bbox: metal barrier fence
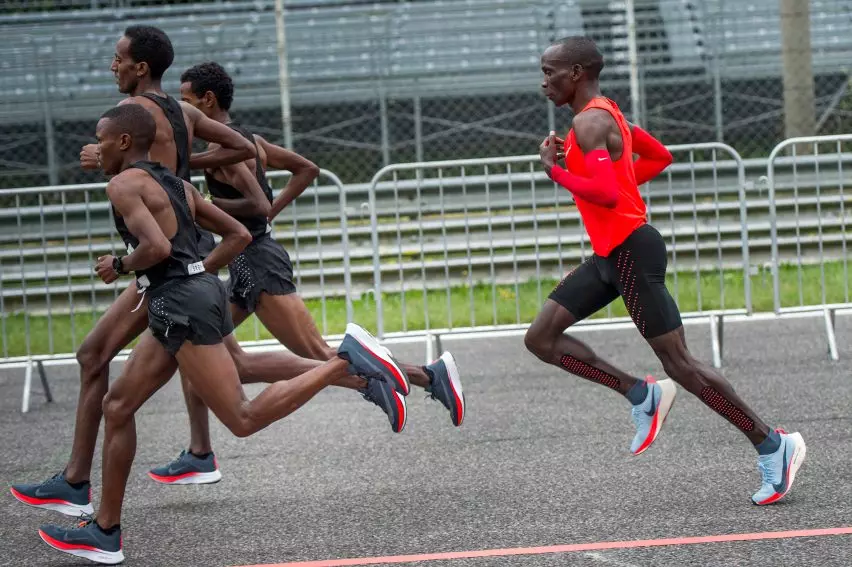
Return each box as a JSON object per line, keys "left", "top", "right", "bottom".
{"left": 5, "top": 137, "right": 852, "bottom": 408}
{"left": 767, "top": 134, "right": 852, "bottom": 361}
{"left": 0, "top": 169, "right": 354, "bottom": 370}
{"left": 367, "top": 143, "right": 750, "bottom": 367}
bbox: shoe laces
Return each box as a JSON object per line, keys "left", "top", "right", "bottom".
{"left": 630, "top": 404, "right": 649, "bottom": 425}
{"left": 757, "top": 455, "right": 779, "bottom": 485}
{"left": 75, "top": 513, "right": 95, "bottom": 529}
{"left": 360, "top": 385, "right": 381, "bottom": 407}
{"left": 169, "top": 449, "right": 189, "bottom": 464}
{"left": 44, "top": 473, "right": 66, "bottom": 487}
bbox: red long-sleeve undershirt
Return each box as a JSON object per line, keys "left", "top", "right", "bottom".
{"left": 548, "top": 127, "right": 673, "bottom": 208}
{"left": 631, "top": 125, "right": 673, "bottom": 184}
{"left": 549, "top": 150, "right": 619, "bottom": 209}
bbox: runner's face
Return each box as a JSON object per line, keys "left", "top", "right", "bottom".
{"left": 95, "top": 118, "right": 128, "bottom": 175}
{"left": 540, "top": 45, "right": 576, "bottom": 107}
{"left": 111, "top": 36, "right": 139, "bottom": 94}
{"left": 179, "top": 82, "right": 214, "bottom": 118}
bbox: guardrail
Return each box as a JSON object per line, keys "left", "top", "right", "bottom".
{"left": 365, "top": 143, "right": 750, "bottom": 368}
{"left": 4, "top": 139, "right": 850, "bottom": 414}
{"left": 767, "top": 134, "right": 852, "bottom": 361}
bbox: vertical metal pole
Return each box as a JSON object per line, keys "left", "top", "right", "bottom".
{"left": 37, "top": 39, "right": 59, "bottom": 186}
{"left": 713, "top": 53, "right": 724, "bottom": 142}
{"left": 625, "top": 0, "right": 642, "bottom": 124}
{"left": 379, "top": 88, "right": 391, "bottom": 166}
{"left": 274, "top": 0, "right": 294, "bottom": 149}
{"left": 413, "top": 93, "right": 423, "bottom": 163}
{"left": 368, "top": 175, "right": 385, "bottom": 337}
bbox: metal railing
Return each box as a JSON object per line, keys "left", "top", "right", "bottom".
{"left": 4, "top": 138, "right": 852, "bottom": 387}
{"left": 0, "top": 169, "right": 354, "bottom": 366}
{"left": 366, "top": 143, "right": 751, "bottom": 366}
{"left": 766, "top": 134, "right": 852, "bottom": 360}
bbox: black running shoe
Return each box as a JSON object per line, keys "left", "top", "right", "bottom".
{"left": 39, "top": 516, "right": 124, "bottom": 565}
{"left": 10, "top": 472, "right": 93, "bottom": 516}
{"left": 148, "top": 450, "right": 222, "bottom": 485}
{"left": 360, "top": 378, "right": 407, "bottom": 433}
{"left": 426, "top": 352, "right": 466, "bottom": 426}
{"left": 338, "top": 323, "right": 410, "bottom": 395}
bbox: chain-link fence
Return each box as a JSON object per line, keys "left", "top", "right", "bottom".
{"left": 1, "top": 0, "right": 850, "bottom": 189}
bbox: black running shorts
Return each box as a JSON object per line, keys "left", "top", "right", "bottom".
{"left": 548, "top": 223, "right": 682, "bottom": 338}
{"left": 148, "top": 272, "right": 235, "bottom": 355}
{"left": 227, "top": 233, "right": 297, "bottom": 314}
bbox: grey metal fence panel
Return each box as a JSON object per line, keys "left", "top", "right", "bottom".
{"left": 366, "top": 144, "right": 751, "bottom": 340}
{"left": 0, "top": 169, "right": 352, "bottom": 363}
{"left": 767, "top": 134, "right": 852, "bottom": 314}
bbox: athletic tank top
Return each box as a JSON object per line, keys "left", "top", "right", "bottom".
{"left": 564, "top": 97, "right": 647, "bottom": 257}
{"left": 112, "top": 161, "right": 204, "bottom": 291}
{"left": 140, "top": 92, "right": 216, "bottom": 257}
{"left": 204, "top": 123, "right": 273, "bottom": 240}
{"left": 139, "top": 93, "right": 191, "bottom": 181}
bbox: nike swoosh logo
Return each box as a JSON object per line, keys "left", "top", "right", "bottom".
{"left": 644, "top": 388, "right": 657, "bottom": 417}
{"left": 598, "top": 157, "right": 608, "bottom": 161}
{"left": 772, "top": 445, "right": 789, "bottom": 493}
{"left": 167, "top": 466, "right": 185, "bottom": 476}
{"left": 34, "top": 488, "right": 49, "bottom": 498}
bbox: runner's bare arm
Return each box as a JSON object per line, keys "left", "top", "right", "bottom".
{"left": 255, "top": 135, "right": 320, "bottom": 221}
{"left": 540, "top": 110, "right": 619, "bottom": 209}
{"left": 205, "top": 151, "right": 271, "bottom": 218}
{"left": 626, "top": 122, "right": 673, "bottom": 184}
{"left": 101, "top": 174, "right": 172, "bottom": 277}
{"left": 185, "top": 181, "right": 251, "bottom": 273}
{"left": 182, "top": 103, "right": 256, "bottom": 170}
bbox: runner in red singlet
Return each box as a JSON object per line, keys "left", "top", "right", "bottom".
{"left": 526, "top": 36, "right": 806, "bottom": 505}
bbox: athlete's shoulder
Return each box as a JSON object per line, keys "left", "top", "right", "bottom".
{"left": 573, "top": 107, "right": 615, "bottom": 129}
{"left": 572, "top": 108, "right": 616, "bottom": 144}
{"left": 105, "top": 168, "right": 149, "bottom": 200}
{"left": 118, "top": 95, "right": 149, "bottom": 107}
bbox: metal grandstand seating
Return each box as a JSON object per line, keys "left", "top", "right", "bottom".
{"left": 2, "top": 0, "right": 850, "bottom": 125}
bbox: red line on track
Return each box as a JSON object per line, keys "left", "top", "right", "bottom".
{"left": 236, "top": 526, "right": 852, "bottom": 567}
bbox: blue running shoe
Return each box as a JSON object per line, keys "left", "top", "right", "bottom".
{"left": 338, "top": 323, "right": 410, "bottom": 395}
{"left": 360, "top": 378, "right": 407, "bottom": 433}
{"left": 752, "top": 429, "right": 807, "bottom": 505}
{"left": 10, "top": 472, "right": 93, "bottom": 517}
{"left": 148, "top": 450, "right": 222, "bottom": 485}
{"left": 630, "top": 376, "right": 677, "bottom": 455}
{"left": 426, "top": 352, "right": 465, "bottom": 426}
{"left": 39, "top": 516, "right": 124, "bottom": 565}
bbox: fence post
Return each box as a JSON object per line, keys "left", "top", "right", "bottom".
{"left": 368, "top": 172, "right": 385, "bottom": 338}
{"left": 323, "top": 169, "right": 355, "bottom": 325}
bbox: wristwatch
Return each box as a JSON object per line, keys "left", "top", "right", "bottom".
{"left": 112, "top": 256, "right": 127, "bottom": 275}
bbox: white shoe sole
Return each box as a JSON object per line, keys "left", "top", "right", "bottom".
{"left": 633, "top": 378, "right": 677, "bottom": 456}
{"left": 39, "top": 529, "right": 125, "bottom": 565}
{"left": 440, "top": 351, "right": 465, "bottom": 426}
{"left": 783, "top": 432, "right": 807, "bottom": 498}
{"left": 10, "top": 487, "right": 94, "bottom": 517}
{"left": 392, "top": 389, "right": 408, "bottom": 433}
{"left": 345, "top": 323, "right": 410, "bottom": 395}
{"left": 148, "top": 469, "right": 222, "bottom": 485}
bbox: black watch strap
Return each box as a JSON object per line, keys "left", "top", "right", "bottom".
{"left": 113, "top": 256, "right": 126, "bottom": 275}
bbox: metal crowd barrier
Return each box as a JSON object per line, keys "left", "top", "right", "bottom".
{"left": 6, "top": 138, "right": 852, "bottom": 413}
{"left": 767, "top": 134, "right": 852, "bottom": 361}
{"left": 0, "top": 169, "right": 354, "bottom": 411}
{"left": 367, "top": 143, "right": 751, "bottom": 368}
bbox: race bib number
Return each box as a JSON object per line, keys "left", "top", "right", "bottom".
{"left": 186, "top": 261, "right": 205, "bottom": 275}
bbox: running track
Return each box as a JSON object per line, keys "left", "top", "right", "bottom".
{"left": 1, "top": 317, "right": 850, "bottom": 567}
